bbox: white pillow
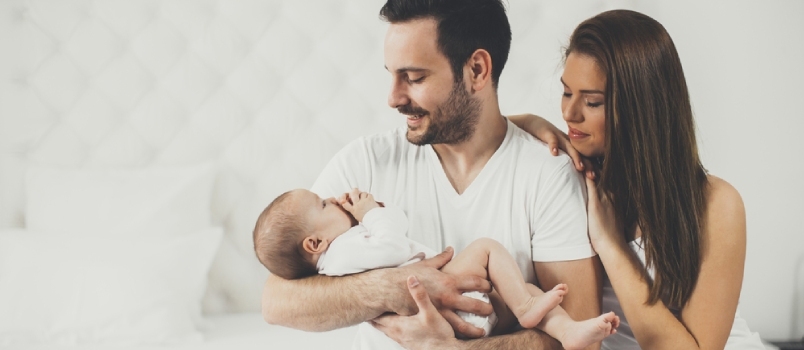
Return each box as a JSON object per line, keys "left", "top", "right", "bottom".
{"left": 0, "top": 228, "right": 222, "bottom": 346}
{"left": 25, "top": 163, "right": 215, "bottom": 236}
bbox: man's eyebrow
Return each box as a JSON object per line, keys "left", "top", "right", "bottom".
{"left": 384, "top": 65, "right": 430, "bottom": 74}
{"left": 559, "top": 78, "right": 605, "bottom": 94}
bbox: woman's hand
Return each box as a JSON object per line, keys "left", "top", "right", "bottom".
{"left": 372, "top": 276, "right": 459, "bottom": 350}
{"left": 508, "top": 113, "right": 589, "bottom": 171}
{"left": 584, "top": 175, "right": 627, "bottom": 254}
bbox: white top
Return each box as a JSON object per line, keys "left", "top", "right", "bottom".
{"left": 601, "top": 237, "right": 766, "bottom": 350}
{"left": 311, "top": 120, "right": 594, "bottom": 349}
{"left": 316, "top": 206, "right": 437, "bottom": 276}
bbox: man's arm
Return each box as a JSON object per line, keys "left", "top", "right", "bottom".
{"left": 459, "top": 329, "right": 563, "bottom": 350}
{"left": 441, "top": 259, "right": 597, "bottom": 350}
{"left": 261, "top": 248, "right": 492, "bottom": 331}
{"left": 374, "top": 276, "right": 563, "bottom": 350}
{"left": 262, "top": 270, "right": 391, "bottom": 331}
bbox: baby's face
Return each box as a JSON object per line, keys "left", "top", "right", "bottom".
{"left": 294, "top": 189, "right": 356, "bottom": 243}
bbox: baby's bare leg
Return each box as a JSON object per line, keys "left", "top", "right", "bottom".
{"left": 529, "top": 284, "right": 620, "bottom": 350}
{"left": 441, "top": 238, "right": 566, "bottom": 329}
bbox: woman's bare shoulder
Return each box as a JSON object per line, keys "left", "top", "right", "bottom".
{"left": 703, "top": 175, "right": 746, "bottom": 246}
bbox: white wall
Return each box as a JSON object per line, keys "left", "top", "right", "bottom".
{"left": 1, "top": 0, "right": 801, "bottom": 341}
{"left": 654, "top": 1, "right": 804, "bottom": 340}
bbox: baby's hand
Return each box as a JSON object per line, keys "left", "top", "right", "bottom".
{"left": 340, "top": 188, "right": 379, "bottom": 222}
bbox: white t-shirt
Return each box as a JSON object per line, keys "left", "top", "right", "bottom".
{"left": 311, "top": 119, "right": 594, "bottom": 349}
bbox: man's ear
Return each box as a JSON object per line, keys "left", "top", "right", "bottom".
{"left": 302, "top": 236, "right": 329, "bottom": 254}
{"left": 466, "top": 49, "right": 493, "bottom": 92}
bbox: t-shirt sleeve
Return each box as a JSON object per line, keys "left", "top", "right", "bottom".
{"left": 529, "top": 160, "right": 595, "bottom": 262}
{"left": 310, "top": 138, "right": 372, "bottom": 199}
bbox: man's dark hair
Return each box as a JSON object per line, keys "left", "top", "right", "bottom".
{"left": 380, "top": 0, "right": 511, "bottom": 88}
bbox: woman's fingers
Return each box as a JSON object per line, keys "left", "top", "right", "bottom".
{"left": 559, "top": 137, "right": 585, "bottom": 171}
{"left": 537, "top": 129, "right": 560, "bottom": 156}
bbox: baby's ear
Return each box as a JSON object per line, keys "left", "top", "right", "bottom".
{"left": 302, "top": 236, "right": 328, "bottom": 254}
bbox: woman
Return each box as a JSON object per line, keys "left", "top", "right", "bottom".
{"left": 511, "top": 9, "right": 765, "bottom": 350}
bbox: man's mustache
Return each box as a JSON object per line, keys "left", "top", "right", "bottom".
{"left": 397, "top": 104, "right": 429, "bottom": 116}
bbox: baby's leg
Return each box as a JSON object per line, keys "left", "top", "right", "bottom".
{"left": 441, "top": 238, "right": 566, "bottom": 329}
{"left": 529, "top": 284, "right": 620, "bottom": 350}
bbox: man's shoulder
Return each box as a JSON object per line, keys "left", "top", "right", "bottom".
{"left": 505, "top": 124, "right": 576, "bottom": 176}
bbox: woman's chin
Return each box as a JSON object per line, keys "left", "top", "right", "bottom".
{"left": 570, "top": 141, "right": 602, "bottom": 158}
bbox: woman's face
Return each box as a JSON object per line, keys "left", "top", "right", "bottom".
{"left": 561, "top": 53, "right": 607, "bottom": 157}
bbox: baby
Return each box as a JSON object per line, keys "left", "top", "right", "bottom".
{"left": 253, "top": 188, "right": 619, "bottom": 349}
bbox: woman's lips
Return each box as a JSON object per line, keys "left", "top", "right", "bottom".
{"left": 568, "top": 127, "right": 590, "bottom": 140}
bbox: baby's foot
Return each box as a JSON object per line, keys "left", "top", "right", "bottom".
{"left": 517, "top": 283, "right": 568, "bottom": 329}
{"left": 560, "top": 311, "right": 620, "bottom": 350}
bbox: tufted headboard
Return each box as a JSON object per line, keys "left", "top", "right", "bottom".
{"left": 0, "top": 0, "right": 639, "bottom": 313}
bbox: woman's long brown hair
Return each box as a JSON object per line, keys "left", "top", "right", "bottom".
{"left": 566, "top": 10, "right": 709, "bottom": 308}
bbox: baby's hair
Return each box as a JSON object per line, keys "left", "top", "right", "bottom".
{"left": 253, "top": 190, "right": 318, "bottom": 280}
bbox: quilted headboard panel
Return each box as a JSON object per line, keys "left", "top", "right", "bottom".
{"left": 0, "top": 0, "right": 636, "bottom": 313}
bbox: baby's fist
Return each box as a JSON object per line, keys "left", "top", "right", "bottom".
{"left": 342, "top": 188, "right": 379, "bottom": 222}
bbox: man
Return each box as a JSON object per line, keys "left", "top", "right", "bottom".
{"left": 261, "top": 0, "right": 602, "bottom": 348}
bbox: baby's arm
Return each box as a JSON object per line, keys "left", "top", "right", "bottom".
{"left": 339, "top": 189, "right": 409, "bottom": 238}
{"left": 339, "top": 188, "right": 379, "bottom": 221}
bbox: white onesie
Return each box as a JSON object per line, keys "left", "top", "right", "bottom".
{"left": 316, "top": 206, "right": 497, "bottom": 349}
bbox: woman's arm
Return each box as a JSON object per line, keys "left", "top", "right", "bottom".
{"left": 586, "top": 175, "right": 745, "bottom": 349}
{"left": 508, "top": 114, "right": 585, "bottom": 171}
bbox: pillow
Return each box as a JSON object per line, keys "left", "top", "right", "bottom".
{"left": 25, "top": 163, "right": 215, "bottom": 236}
{"left": 0, "top": 227, "right": 222, "bottom": 346}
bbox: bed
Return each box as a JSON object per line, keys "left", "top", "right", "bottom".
{"left": 10, "top": 313, "right": 358, "bottom": 350}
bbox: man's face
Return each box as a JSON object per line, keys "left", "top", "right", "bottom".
{"left": 384, "top": 18, "right": 480, "bottom": 145}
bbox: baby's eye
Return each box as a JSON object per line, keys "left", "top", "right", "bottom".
{"left": 322, "top": 200, "right": 326, "bottom": 208}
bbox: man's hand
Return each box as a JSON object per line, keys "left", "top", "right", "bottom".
{"left": 393, "top": 247, "right": 494, "bottom": 339}
{"left": 339, "top": 188, "right": 380, "bottom": 222}
{"left": 372, "top": 276, "right": 459, "bottom": 350}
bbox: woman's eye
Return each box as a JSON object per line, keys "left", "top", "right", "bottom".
{"left": 562, "top": 92, "right": 571, "bottom": 98}
{"left": 586, "top": 101, "right": 603, "bottom": 108}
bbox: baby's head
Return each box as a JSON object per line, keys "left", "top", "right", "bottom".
{"left": 253, "top": 189, "right": 356, "bottom": 279}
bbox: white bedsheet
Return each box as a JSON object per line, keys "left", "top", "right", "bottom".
{"left": 7, "top": 313, "right": 358, "bottom": 350}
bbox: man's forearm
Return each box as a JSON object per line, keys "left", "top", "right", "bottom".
{"left": 262, "top": 269, "right": 396, "bottom": 331}
{"left": 457, "top": 329, "right": 563, "bottom": 350}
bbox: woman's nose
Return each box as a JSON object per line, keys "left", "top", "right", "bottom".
{"left": 562, "top": 98, "right": 582, "bottom": 123}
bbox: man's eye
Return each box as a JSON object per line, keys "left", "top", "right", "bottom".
{"left": 407, "top": 76, "right": 425, "bottom": 84}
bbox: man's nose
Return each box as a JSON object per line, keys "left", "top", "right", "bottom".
{"left": 387, "top": 79, "right": 410, "bottom": 108}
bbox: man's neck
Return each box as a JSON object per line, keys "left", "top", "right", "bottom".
{"left": 432, "top": 102, "right": 507, "bottom": 195}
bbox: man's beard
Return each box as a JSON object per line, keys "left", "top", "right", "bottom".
{"left": 399, "top": 78, "right": 481, "bottom": 146}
